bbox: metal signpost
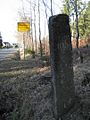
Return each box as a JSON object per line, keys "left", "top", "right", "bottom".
{"left": 18, "top": 22, "right": 30, "bottom": 60}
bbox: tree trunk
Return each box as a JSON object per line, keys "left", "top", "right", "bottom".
{"left": 51, "top": 0, "right": 53, "bottom": 15}
{"left": 33, "top": 6, "right": 37, "bottom": 54}
{"left": 38, "top": 0, "right": 43, "bottom": 57}
{"left": 75, "top": 0, "right": 79, "bottom": 48}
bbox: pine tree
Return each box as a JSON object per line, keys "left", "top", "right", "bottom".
{"left": 62, "top": 0, "right": 86, "bottom": 48}
{"left": 79, "top": 1, "right": 90, "bottom": 39}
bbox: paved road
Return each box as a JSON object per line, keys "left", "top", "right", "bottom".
{"left": 0, "top": 48, "right": 18, "bottom": 61}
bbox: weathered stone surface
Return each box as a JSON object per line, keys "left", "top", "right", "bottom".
{"left": 49, "top": 14, "right": 76, "bottom": 119}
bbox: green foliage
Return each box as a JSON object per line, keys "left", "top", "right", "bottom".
{"left": 62, "top": 0, "right": 84, "bottom": 15}
{"left": 0, "top": 45, "right": 2, "bottom": 49}
{"left": 25, "top": 48, "right": 35, "bottom": 58}
{"left": 62, "top": 0, "right": 72, "bottom": 16}
{"left": 79, "top": 1, "right": 90, "bottom": 38}
{"left": 63, "top": 0, "right": 70, "bottom": 14}
{"left": 62, "top": 0, "right": 90, "bottom": 40}
{"left": 25, "top": 48, "right": 35, "bottom": 55}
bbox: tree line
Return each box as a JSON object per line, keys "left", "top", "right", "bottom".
{"left": 63, "top": 0, "right": 90, "bottom": 48}
{"left": 17, "top": 0, "right": 90, "bottom": 58}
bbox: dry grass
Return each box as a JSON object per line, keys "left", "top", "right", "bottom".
{"left": 0, "top": 58, "right": 54, "bottom": 120}
{"left": 0, "top": 47, "right": 90, "bottom": 120}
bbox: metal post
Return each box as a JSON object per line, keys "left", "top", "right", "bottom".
{"left": 23, "top": 33, "right": 25, "bottom": 60}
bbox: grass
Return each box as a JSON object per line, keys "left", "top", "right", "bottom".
{"left": 0, "top": 58, "right": 52, "bottom": 120}
{"left": 0, "top": 48, "right": 90, "bottom": 120}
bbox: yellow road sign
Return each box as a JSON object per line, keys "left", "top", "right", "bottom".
{"left": 18, "top": 22, "right": 30, "bottom": 32}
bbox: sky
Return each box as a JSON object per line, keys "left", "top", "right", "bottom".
{"left": 0, "top": 0, "right": 63, "bottom": 44}
{"left": 0, "top": 0, "right": 21, "bottom": 44}
{"left": 0, "top": 0, "right": 88, "bottom": 44}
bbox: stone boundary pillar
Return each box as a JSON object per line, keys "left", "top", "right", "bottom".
{"left": 49, "top": 14, "right": 75, "bottom": 119}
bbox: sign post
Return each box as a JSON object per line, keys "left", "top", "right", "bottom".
{"left": 18, "top": 22, "right": 30, "bottom": 60}
{"left": 23, "top": 33, "right": 25, "bottom": 60}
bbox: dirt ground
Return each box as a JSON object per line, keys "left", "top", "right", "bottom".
{"left": 0, "top": 47, "right": 90, "bottom": 120}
